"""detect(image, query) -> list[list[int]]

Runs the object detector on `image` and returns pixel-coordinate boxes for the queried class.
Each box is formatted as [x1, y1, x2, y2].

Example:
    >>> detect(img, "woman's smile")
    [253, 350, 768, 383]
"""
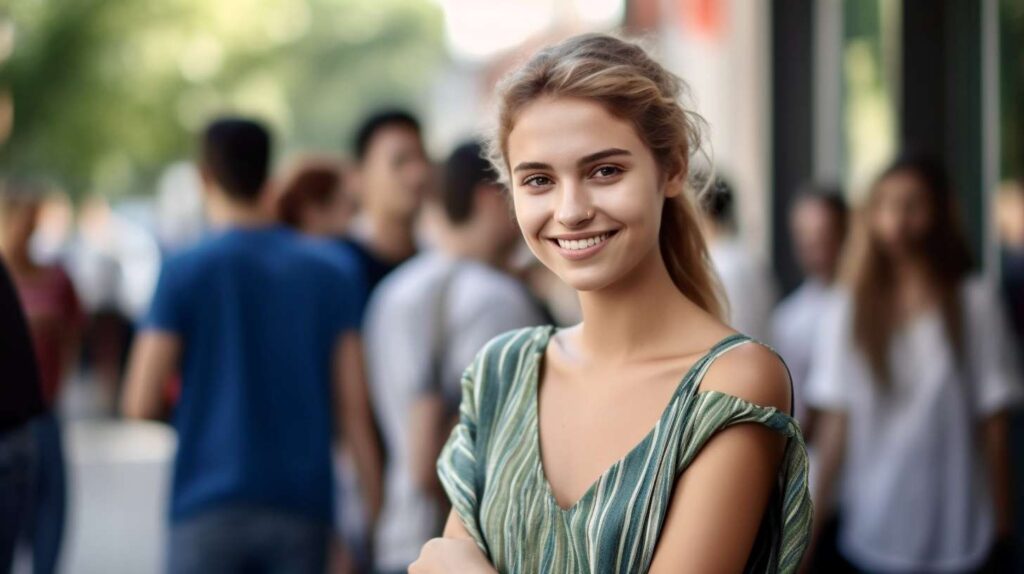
[546, 230, 619, 261]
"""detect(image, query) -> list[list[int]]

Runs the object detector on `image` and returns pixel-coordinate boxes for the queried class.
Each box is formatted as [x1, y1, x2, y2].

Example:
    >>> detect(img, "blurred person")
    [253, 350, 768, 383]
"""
[70, 196, 162, 413]
[771, 186, 849, 573]
[341, 109, 430, 570]
[412, 34, 810, 573]
[998, 180, 1024, 342]
[122, 117, 382, 574]
[276, 157, 357, 239]
[770, 186, 849, 432]
[701, 178, 778, 342]
[996, 179, 1024, 556]
[275, 157, 365, 300]
[274, 156, 370, 573]
[156, 162, 206, 253]
[0, 182, 84, 406]
[365, 140, 545, 573]
[0, 181, 82, 574]
[806, 154, 1022, 572]
[345, 109, 431, 293]
[29, 192, 74, 266]
[0, 258, 47, 572]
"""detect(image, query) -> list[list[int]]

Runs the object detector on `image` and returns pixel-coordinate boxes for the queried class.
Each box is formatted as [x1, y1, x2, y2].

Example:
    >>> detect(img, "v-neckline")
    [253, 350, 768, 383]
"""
[529, 325, 747, 513]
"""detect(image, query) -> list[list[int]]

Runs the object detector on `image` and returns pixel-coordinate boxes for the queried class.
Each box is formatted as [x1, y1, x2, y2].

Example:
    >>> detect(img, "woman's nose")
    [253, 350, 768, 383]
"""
[556, 183, 594, 228]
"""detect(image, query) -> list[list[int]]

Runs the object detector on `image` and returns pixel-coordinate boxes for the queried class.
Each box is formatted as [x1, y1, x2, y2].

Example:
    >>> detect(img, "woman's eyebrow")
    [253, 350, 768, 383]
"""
[577, 148, 631, 166]
[512, 161, 552, 173]
[512, 148, 632, 173]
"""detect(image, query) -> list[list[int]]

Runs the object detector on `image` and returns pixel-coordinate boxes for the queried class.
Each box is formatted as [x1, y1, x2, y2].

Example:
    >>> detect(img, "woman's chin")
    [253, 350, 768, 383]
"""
[554, 268, 623, 293]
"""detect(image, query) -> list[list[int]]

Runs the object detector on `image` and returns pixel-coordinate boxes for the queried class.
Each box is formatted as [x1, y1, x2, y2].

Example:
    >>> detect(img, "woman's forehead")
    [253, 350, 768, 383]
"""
[507, 97, 645, 167]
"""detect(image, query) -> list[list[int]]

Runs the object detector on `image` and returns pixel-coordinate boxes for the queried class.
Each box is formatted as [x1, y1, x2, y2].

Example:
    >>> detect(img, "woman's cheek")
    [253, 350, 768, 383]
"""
[512, 197, 545, 249]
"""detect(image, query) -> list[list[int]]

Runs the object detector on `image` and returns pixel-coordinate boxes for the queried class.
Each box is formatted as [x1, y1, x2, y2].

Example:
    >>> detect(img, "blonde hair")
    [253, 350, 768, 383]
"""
[486, 33, 724, 318]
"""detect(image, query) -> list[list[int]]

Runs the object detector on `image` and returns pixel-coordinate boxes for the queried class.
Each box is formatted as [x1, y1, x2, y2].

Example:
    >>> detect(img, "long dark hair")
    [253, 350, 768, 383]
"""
[847, 153, 973, 385]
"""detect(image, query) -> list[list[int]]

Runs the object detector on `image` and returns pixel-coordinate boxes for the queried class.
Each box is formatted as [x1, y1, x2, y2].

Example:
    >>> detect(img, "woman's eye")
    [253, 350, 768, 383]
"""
[523, 175, 552, 187]
[592, 165, 622, 178]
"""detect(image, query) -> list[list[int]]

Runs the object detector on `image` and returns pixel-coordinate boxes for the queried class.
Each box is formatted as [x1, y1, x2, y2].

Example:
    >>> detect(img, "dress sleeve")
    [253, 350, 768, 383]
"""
[437, 346, 488, 550]
[678, 391, 813, 573]
[965, 279, 1024, 416]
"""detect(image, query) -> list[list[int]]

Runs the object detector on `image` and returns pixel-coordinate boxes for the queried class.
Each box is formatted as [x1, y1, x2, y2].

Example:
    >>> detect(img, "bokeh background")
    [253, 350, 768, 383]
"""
[3, 0, 1024, 571]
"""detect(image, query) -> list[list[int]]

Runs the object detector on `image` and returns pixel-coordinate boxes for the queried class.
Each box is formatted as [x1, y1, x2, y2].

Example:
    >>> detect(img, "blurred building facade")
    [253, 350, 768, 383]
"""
[624, 0, 1013, 292]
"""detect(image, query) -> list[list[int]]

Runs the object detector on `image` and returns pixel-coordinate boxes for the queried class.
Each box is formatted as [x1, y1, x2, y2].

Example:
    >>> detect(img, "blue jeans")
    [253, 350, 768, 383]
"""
[0, 413, 64, 574]
[0, 424, 35, 573]
[24, 413, 65, 574]
[166, 504, 329, 574]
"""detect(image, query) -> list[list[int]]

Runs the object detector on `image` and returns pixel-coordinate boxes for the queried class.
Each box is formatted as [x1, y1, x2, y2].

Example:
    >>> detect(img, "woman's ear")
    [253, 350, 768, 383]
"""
[664, 171, 685, 199]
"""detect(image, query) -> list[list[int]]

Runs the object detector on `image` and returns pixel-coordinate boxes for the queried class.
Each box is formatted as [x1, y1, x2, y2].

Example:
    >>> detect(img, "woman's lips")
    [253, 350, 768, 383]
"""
[548, 230, 617, 261]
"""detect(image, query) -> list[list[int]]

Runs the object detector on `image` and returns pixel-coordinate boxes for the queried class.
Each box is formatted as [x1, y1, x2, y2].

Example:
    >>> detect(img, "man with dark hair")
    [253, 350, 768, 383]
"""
[345, 109, 430, 293]
[353, 110, 421, 164]
[123, 117, 381, 574]
[199, 119, 271, 202]
[334, 109, 430, 570]
[363, 140, 544, 573]
[771, 184, 849, 432]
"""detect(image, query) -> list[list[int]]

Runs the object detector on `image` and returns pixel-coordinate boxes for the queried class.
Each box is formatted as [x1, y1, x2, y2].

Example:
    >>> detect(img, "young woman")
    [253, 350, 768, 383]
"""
[806, 155, 1020, 572]
[410, 34, 812, 573]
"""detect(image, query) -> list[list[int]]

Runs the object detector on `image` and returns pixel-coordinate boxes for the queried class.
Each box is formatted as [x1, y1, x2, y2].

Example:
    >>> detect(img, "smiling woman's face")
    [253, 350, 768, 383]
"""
[506, 96, 677, 292]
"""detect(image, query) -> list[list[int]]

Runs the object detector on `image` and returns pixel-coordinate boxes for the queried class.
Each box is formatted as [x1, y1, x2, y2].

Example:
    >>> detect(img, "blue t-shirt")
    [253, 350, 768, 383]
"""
[145, 226, 362, 523]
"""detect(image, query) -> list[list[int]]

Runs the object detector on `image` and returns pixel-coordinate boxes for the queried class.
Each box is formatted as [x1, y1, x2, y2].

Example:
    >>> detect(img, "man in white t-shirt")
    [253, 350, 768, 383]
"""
[771, 187, 848, 432]
[364, 141, 545, 573]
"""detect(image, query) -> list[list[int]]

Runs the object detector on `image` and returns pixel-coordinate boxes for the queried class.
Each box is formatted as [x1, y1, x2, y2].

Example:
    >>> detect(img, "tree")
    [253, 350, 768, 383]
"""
[0, 0, 445, 199]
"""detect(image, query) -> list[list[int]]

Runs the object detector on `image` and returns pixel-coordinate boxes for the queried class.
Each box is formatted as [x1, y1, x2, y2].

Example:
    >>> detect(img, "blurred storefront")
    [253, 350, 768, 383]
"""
[627, 0, 1019, 292]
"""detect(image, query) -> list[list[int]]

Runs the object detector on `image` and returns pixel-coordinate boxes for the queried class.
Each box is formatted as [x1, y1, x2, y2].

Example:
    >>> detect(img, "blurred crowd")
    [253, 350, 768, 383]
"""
[1, 106, 1023, 574]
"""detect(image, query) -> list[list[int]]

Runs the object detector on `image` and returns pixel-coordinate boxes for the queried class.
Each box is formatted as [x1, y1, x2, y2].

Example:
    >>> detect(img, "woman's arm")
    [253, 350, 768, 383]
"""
[649, 343, 791, 573]
[410, 511, 497, 574]
[442, 509, 481, 539]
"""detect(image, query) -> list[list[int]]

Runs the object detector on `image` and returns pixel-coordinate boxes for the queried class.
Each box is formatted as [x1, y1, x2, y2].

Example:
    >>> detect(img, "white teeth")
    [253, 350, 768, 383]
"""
[557, 233, 610, 251]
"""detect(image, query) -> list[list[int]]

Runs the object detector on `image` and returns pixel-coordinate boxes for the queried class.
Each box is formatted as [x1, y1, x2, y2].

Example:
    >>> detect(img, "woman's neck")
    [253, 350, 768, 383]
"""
[890, 253, 942, 316]
[575, 247, 715, 362]
[889, 250, 936, 287]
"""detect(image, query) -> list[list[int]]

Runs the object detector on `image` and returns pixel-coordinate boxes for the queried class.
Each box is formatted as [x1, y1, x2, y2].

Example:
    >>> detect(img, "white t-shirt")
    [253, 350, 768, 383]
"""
[771, 279, 834, 426]
[806, 278, 1023, 572]
[364, 252, 545, 570]
[708, 237, 777, 342]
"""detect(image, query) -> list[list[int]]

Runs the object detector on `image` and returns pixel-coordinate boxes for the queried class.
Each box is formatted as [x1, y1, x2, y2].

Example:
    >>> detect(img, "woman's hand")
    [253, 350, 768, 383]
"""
[409, 538, 497, 574]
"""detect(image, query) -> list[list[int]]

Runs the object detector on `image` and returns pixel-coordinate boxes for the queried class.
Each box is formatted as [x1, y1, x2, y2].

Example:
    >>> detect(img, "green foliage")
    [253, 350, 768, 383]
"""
[0, 0, 446, 199]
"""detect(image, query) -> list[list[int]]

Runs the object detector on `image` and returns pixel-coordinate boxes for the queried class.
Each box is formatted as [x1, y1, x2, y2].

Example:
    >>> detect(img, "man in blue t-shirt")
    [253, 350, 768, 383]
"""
[122, 118, 381, 574]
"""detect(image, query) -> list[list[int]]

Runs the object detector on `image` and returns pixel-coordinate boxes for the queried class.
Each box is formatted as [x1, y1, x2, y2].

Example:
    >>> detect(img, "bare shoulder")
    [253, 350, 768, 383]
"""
[698, 340, 791, 413]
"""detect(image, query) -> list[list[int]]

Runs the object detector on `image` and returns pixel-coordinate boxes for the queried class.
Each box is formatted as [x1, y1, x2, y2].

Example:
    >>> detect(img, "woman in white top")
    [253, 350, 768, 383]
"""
[807, 154, 1021, 572]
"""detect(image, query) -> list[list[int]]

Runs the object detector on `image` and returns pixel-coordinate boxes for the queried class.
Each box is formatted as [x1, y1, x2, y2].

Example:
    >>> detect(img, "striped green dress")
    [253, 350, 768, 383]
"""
[437, 326, 812, 573]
